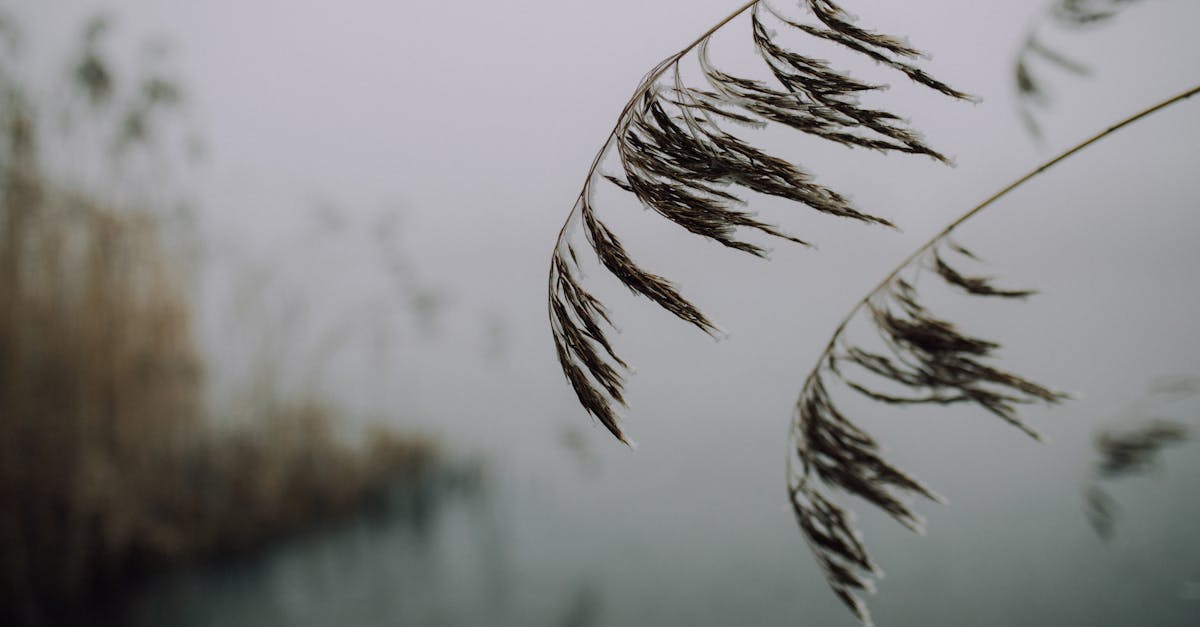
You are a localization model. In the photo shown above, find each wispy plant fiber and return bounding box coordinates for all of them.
[786,84,1199,622]
[547,0,1200,622]
[549,0,971,445]
[788,241,1065,623]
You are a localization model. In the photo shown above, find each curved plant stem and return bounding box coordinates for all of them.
[549,0,760,253]
[547,0,970,447]
[784,83,1199,623]
[806,82,1200,371]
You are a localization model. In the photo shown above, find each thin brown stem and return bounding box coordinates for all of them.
[803,82,1200,379]
[545,2,761,443]
[549,0,761,253]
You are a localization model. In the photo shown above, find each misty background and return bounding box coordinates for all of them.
[3,0,1199,625]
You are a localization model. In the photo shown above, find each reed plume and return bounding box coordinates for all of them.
[547,0,1199,622]
[786,85,1198,622]
[788,239,1065,623]
[549,0,972,445]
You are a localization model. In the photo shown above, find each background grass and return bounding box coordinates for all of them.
[0,18,437,627]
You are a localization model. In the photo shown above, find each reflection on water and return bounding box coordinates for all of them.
[105,437,1200,627]
[114,463,604,627]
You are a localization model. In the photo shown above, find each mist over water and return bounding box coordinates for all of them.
[6,0,1200,625]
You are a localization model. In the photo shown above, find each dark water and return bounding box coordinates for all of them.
[114,464,611,627]
[109,432,1200,627]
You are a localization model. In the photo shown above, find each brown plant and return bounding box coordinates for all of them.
[548,0,973,445]
[547,1,1199,622]
[0,17,436,625]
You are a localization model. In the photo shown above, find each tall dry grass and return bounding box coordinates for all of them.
[1,98,196,621]
[0,37,434,627]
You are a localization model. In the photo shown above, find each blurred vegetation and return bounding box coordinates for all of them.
[0,13,435,626]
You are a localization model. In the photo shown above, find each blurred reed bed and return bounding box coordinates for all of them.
[0,17,436,627]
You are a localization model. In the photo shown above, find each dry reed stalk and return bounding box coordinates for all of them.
[0,166,204,622]
[549,0,973,445]
[545,0,1199,620]
[0,108,438,627]
[786,83,1199,623]
[0,17,438,624]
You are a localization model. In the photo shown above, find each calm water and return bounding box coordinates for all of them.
[114,415,1200,627]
